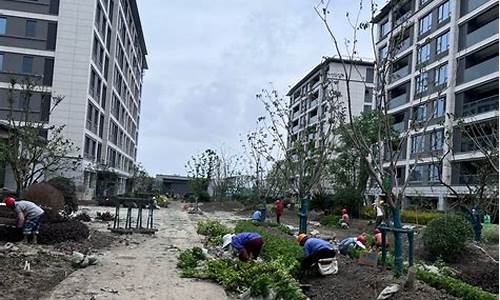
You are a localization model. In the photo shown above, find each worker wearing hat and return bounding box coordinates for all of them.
[4,196,45,244]
[373,200,384,226]
[338,235,367,255]
[222,232,263,262]
[296,234,336,277]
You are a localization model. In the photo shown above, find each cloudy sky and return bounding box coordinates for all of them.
[136,0,375,176]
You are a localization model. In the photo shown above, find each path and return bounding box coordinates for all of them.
[43,202,230,300]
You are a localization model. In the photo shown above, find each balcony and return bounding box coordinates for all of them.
[388,93,409,109]
[462,95,499,116]
[390,66,410,82]
[463,56,499,83]
[292,125,300,133]
[464,19,499,49]
[292,110,301,119]
[309,115,318,124]
[460,134,496,152]
[310,98,319,109]
[392,121,407,133]
[461,0,489,16]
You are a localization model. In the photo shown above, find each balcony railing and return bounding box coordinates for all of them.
[458,174,480,185]
[390,66,410,82]
[395,37,412,55]
[465,19,499,49]
[292,110,300,119]
[292,125,300,133]
[463,56,499,83]
[461,0,489,16]
[310,99,319,109]
[392,121,407,133]
[309,115,318,124]
[462,95,499,117]
[460,134,497,152]
[388,93,409,109]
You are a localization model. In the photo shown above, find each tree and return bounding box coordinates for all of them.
[0,78,80,194]
[185,149,218,204]
[247,85,345,206]
[130,163,155,194]
[313,0,450,276]
[210,146,245,201]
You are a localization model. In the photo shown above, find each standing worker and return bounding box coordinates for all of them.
[4,197,45,244]
[275,198,284,224]
[297,234,336,276]
[470,207,482,243]
[373,200,384,227]
[222,233,264,262]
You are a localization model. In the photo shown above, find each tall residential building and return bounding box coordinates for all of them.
[373,0,498,209]
[0,0,148,199]
[286,58,375,191]
[287,57,375,144]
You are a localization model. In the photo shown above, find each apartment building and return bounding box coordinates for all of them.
[373,0,498,209]
[286,58,375,191]
[0,0,148,199]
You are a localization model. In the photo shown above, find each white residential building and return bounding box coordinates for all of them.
[0,0,148,199]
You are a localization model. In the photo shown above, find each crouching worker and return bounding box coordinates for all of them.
[338,235,367,255]
[222,232,263,262]
[374,229,389,249]
[297,234,336,277]
[251,210,262,223]
[4,197,45,244]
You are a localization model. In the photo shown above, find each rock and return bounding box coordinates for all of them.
[88,255,98,265]
[377,284,401,300]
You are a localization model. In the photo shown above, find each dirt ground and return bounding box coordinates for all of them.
[43,202,230,300]
[0,230,118,300]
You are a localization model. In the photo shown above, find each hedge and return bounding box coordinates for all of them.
[359,207,442,225]
[417,269,498,300]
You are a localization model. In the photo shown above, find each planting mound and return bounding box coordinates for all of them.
[0,220,89,244]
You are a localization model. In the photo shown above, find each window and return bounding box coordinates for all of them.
[417,43,431,64]
[435,64,448,86]
[410,165,425,182]
[0,54,3,71]
[25,20,37,38]
[0,18,6,34]
[431,130,444,150]
[22,56,33,73]
[420,0,431,6]
[438,1,450,23]
[416,72,429,94]
[436,32,449,54]
[433,97,446,117]
[411,135,424,153]
[419,13,432,35]
[379,45,388,61]
[415,103,427,121]
[380,21,390,38]
[429,165,440,182]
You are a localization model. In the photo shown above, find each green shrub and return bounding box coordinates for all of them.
[417,269,497,300]
[267,222,292,235]
[482,224,499,244]
[423,214,473,261]
[177,247,205,277]
[360,206,375,219]
[319,214,340,227]
[401,210,442,225]
[196,220,231,246]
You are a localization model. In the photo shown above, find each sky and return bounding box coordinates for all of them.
[136,0,375,176]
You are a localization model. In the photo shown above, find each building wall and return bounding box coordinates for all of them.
[373,0,499,209]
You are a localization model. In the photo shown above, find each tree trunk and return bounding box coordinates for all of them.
[392,206,404,277]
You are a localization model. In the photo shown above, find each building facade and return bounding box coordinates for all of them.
[286,58,375,192]
[0,0,148,199]
[373,0,498,209]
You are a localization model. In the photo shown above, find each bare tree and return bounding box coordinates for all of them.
[210,146,245,201]
[185,149,218,205]
[0,78,80,194]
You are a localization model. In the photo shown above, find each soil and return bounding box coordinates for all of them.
[302,255,459,300]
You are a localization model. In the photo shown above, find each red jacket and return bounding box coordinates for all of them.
[275,200,284,215]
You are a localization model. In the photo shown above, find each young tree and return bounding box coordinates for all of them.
[185,149,218,205]
[247,85,345,218]
[130,163,155,194]
[0,78,80,194]
[210,146,245,201]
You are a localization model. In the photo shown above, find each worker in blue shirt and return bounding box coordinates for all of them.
[297,234,336,276]
[222,232,264,262]
[251,210,262,223]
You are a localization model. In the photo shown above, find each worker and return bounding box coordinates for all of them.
[470,207,482,243]
[4,196,45,244]
[251,210,262,223]
[222,233,263,262]
[338,235,367,255]
[374,229,389,248]
[338,208,350,228]
[297,234,336,276]
[275,198,284,224]
[373,200,384,226]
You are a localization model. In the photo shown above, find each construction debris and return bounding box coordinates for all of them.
[376,284,401,300]
[71,251,98,268]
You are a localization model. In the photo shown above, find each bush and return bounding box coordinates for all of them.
[74,212,91,222]
[417,269,497,300]
[155,195,170,207]
[423,214,473,261]
[47,177,78,216]
[481,224,499,244]
[401,210,442,225]
[359,206,375,219]
[196,219,231,246]
[319,214,340,227]
[96,211,114,222]
[177,247,206,277]
[22,183,65,221]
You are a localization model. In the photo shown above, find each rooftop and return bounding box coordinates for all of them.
[286,57,374,96]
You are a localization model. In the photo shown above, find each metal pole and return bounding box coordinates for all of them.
[381,229,387,267]
[392,207,403,278]
[298,197,309,234]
